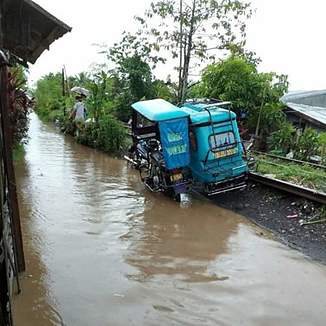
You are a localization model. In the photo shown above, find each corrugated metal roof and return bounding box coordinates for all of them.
[281,90,326,104]
[281,90,326,128]
[285,102,326,127]
[1,0,71,64]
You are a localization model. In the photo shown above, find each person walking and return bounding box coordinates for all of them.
[70,95,87,136]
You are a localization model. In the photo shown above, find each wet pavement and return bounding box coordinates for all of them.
[13,113,326,325]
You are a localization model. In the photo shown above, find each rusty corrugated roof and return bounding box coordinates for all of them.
[1,0,71,63]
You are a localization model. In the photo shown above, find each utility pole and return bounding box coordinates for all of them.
[62,67,66,116]
[255,85,267,139]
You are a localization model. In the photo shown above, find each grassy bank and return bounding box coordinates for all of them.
[13,143,25,163]
[35,107,63,123]
[34,107,128,156]
[255,155,326,193]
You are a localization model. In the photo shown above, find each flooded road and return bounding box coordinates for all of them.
[13,113,326,325]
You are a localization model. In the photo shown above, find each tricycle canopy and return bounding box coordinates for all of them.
[131,99,189,122]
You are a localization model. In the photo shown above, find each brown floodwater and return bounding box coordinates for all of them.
[13,113,326,326]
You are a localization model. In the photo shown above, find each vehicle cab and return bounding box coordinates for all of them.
[180,100,248,196]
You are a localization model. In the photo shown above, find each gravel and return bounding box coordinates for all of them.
[213,182,326,264]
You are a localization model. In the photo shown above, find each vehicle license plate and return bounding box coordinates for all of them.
[214,148,237,158]
[171,173,183,182]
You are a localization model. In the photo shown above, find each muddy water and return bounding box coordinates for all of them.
[13,113,326,326]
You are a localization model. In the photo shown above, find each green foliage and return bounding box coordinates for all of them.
[294,128,320,161]
[268,122,296,154]
[8,66,31,145]
[256,157,326,192]
[135,0,253,100]
[108,32,165,69]
[76,115,127,154]
[151,80,174,101]
[13,143,25,162]
[195,55,288,112]
[319,132,326,163]
[33,72,64,120]
[34,69,130,155]
[193,55,289,144]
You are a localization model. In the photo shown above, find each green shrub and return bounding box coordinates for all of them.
[268,122,296,154]
[294,128,319,161]
[76,115,127,154]
[319,132,326,163]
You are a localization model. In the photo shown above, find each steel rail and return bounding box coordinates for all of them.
[249,172,326,205]
[251,150,326,170]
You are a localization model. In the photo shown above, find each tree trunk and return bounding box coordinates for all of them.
[180,0,196,103]
[177,0,183,102]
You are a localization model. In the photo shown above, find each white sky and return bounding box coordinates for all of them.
[29,0,326,91]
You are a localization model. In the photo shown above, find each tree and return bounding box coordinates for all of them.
[108,36,173,120]
[33,72,64,117]
[191,54,289,147]
[108,53,155,121]
[135,0,253,102]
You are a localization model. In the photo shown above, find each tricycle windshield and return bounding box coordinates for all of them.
[209,131,236,152]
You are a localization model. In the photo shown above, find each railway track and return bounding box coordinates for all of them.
[251,150,326,170]
[249,172,326,205]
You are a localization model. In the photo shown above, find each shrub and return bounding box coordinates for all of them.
[8,67,31,145]
[319,132,326,163]
[268,122,296,154]
[294,128,319,161]
[76,115,127,154]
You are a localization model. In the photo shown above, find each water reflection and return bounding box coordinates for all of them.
[14,155,64,326]
[123,194,239,283]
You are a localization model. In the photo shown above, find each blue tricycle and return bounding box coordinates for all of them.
[125,99,192,201]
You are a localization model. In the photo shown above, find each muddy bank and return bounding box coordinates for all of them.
[213,183,326,264]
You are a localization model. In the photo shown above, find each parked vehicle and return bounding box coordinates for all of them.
[125,99,192,201]
[179,99,248,196]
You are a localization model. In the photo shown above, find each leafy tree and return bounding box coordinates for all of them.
[108,32,165,69]
[151,80,175,100]
[33,72,64,119]
[135,0,253,101]
[108,54,154,121]
[192,54,288,146]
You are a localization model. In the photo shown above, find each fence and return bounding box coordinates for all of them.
[0,52,25,326]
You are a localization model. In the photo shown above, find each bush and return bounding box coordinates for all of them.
[319,132,326,164]
[8,66,31,145]
[76,115,127,154]
[268,122,296,154]
[294,128,319,161]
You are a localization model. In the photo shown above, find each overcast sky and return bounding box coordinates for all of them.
[29,0,326,91]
